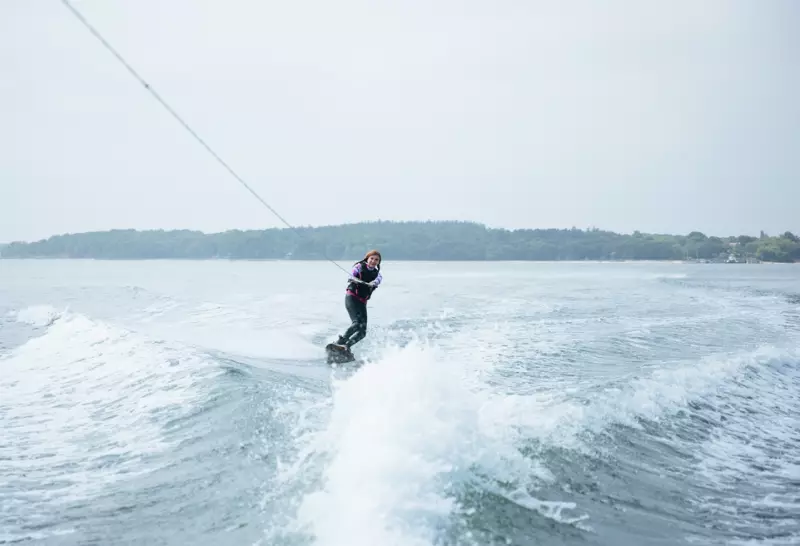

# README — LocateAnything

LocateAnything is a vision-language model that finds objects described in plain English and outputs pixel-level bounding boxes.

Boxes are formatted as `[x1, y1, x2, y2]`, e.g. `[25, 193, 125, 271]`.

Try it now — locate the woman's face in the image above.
[366, 254, 380, 268]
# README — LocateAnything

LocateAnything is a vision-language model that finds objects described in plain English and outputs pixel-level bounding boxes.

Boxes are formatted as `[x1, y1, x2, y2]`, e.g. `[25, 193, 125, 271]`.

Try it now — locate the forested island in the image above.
[1, 221, 799, 263]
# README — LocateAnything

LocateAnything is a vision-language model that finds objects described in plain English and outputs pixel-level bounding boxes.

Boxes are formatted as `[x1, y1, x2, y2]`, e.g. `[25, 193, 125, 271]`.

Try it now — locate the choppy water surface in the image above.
[1, 260, 798, 545]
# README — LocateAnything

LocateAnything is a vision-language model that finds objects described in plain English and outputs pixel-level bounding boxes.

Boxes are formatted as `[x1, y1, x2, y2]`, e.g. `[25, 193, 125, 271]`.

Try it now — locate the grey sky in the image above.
[2, 0, 798, 243]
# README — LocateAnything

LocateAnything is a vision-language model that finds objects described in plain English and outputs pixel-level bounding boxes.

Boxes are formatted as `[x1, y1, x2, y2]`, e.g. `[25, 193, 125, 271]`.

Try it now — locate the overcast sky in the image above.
[2, 0, 798, 242]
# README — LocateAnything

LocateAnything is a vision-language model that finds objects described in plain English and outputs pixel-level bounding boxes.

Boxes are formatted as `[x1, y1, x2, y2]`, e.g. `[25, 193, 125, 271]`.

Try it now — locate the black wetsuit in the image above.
[337, 260, 381, 348]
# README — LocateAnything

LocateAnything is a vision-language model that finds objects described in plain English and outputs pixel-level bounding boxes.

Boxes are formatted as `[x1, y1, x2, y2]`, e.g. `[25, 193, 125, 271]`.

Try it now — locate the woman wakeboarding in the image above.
[329, 250, 382, 355]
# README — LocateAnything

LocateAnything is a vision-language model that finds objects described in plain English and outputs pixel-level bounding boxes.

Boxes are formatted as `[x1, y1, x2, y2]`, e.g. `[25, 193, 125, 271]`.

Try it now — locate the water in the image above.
[1, 259, 798, 545]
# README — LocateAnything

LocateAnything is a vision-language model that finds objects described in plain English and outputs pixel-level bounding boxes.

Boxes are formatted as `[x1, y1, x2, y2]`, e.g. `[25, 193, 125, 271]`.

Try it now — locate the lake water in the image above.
[1, 259, 798, 545]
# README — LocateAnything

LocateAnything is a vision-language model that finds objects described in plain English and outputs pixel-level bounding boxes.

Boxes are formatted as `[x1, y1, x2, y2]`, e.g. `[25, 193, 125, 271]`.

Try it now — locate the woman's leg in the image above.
[340, 295, 368, 348]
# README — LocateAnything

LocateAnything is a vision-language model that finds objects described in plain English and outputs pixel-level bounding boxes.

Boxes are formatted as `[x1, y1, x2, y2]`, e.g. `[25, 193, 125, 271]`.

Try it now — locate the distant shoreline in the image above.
[2, 257, 795, 265]
[1, 222, 798, 263]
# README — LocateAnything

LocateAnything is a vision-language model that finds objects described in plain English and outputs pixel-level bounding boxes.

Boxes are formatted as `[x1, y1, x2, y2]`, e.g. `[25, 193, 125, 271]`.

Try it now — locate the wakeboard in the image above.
[325, 343, 356, 365]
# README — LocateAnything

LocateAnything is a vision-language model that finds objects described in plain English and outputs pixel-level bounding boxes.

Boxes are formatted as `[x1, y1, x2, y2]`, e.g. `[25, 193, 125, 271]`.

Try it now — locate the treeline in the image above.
[2, 221, 799, 262]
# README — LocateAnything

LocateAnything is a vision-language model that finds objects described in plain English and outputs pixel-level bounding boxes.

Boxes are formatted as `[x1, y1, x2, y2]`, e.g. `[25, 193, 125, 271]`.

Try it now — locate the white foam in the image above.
[284, 328, 797, 545]
[15, 304, 64, 327]
[684, 351, 800, 534]
[0, 311, 217, 505]
[503, 347, 788, 451]
[290, 340, 580, 546]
